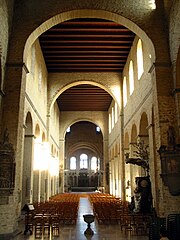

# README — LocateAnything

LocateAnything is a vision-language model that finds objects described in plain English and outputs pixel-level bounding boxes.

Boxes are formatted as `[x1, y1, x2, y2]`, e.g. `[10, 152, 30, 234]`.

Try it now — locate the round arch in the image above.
[35, 124, 41, 139]
[139, 112, 149, 135]
[24, 9, 155, 64]
[25, 112, 33, 135]
[124, 131, 130, 149]
[131, 124, 137, 143]
[23, 9, 156, 116]
[49, 80, 120, 114]
[62, 118, 107, 140]
[67, 142, 102, 159]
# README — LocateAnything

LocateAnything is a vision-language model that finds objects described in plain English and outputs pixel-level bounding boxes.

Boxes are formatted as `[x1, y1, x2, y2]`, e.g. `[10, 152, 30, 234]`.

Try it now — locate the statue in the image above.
[0, 128, 15, 194]
[167, 126, 176, 149]
[3, 128, 9, 144]
[0, 128, 13, 150]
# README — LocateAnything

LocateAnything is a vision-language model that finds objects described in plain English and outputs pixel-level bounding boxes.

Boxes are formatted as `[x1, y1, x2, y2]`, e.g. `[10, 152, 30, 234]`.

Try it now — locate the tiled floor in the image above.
[12, 196, 149, 240]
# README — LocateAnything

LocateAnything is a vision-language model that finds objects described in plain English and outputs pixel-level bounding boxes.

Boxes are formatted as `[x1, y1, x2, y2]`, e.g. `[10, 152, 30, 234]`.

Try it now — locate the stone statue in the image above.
[3, 128, 9, 144]
[167, 126, 176, 148]
[0, 128, 13, 150]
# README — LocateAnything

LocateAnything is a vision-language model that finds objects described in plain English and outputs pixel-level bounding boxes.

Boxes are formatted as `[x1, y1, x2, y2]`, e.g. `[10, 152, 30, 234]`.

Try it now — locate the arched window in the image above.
[137, 39, 144, 80]
[91, 156, 97, 171]
[31, 44, 35, 77]
[109, 113, 112, 134]
[115, 102, 118, 123]
[96, 126, 101, 132]
[70, 156, 76, 170]
[111, 106, 114, 129]
[80, 154, 88, 169]
[66, 126, 70, 133]
[129, 60, 134, 95]
[123, 76, 127, 107]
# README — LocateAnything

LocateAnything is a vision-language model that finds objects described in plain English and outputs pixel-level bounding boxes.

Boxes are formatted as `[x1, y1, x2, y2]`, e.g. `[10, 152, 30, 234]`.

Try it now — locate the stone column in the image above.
[0, 63, 29, 235]
[103, 139, 108, 192]
[22, 134, 34, 206]
[59, 138, 65, 192]
[33, 170, 41, 202]
[150, 62, 178, 216]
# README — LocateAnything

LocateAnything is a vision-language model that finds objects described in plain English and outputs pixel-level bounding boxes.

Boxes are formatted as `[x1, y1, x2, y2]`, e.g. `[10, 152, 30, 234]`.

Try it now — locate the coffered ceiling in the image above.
[39, 18, 135, 111]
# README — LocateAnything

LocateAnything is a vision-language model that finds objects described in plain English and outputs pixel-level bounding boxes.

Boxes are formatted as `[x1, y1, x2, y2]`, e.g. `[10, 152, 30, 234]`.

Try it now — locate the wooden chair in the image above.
[51, 215, 60, 236]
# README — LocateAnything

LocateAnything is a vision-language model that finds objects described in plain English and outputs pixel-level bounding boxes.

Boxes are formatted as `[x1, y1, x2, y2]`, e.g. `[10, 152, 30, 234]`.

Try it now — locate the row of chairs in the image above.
[88, 193, 152, 235]
[25, 193, 80, 238]
[25, 213, 61, 238]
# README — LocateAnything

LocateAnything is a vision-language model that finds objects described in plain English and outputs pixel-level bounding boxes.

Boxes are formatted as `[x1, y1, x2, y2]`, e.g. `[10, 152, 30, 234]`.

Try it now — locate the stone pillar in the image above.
[111, 159, 115, 195]
[103, 139, 108, 192]
[109, 160, 112, 195]
[59, 138, 65, 193]
[40, 171, 46, 202]
[22, 134, 34, 206]
[150, 62, 178, 216]
[147, 123, 160, 212]
[114, 156, 119, 196]
[0, 63, 28, 235]
[33, 170, 41, 202]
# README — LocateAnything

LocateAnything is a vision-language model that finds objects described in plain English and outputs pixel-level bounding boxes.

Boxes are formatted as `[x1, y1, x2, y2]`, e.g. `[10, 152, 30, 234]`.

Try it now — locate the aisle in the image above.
[75, 197, 97, 239]
[12, 194, 149, 240]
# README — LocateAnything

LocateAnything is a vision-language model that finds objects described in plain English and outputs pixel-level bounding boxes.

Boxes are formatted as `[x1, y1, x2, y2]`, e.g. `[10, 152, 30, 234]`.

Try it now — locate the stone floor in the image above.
[12, 196, 149, 240]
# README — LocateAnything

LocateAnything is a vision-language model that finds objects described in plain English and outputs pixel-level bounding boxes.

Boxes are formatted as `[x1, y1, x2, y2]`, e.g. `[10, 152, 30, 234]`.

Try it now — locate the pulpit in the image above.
[22, 204, 35, 235]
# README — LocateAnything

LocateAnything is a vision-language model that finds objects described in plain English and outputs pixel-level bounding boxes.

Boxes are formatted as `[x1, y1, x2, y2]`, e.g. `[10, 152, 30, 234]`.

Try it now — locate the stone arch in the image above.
[25, 112, 33, 134]
[139, 112, 149, 135]
[131, 123, 137, 143]
[35, 124, 41, 139]
[67, 142, 101, 159]
[124, 131, 130, 149]
[61, 117, 107, 140]
[24, 9, 155, 65]
[23, 9, 156, 117]
[42, 132, 46, 142]
[49, 80, 120, 114]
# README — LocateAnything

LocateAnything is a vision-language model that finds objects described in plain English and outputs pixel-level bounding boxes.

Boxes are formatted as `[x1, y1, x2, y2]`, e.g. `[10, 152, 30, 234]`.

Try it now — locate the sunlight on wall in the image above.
[33, 140, 59, 176]
[129, 60, 134, 95]
[109, 113, 111, 134]
[91, 156, 97, 171]
[115, 102, 118, 123]
[149, 0, 156, 9]
[111, 86, 121, 106]
[33, 137, 42, 170]
[137, 39, 144, 80]
[50, 156, 59, 176]
[111, 107, 114, 129]
[42, 142, 50, 170]
[123, 76, 127, 107]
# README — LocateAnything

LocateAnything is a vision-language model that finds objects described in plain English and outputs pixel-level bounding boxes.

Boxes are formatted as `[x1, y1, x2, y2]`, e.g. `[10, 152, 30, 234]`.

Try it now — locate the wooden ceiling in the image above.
[57, 84, 113, 111]
[39, 18, 135, 111]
